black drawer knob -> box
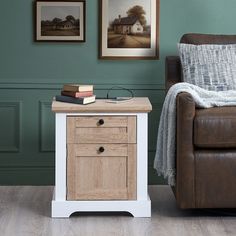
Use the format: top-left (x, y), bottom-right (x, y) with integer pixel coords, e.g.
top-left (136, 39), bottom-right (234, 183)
top-left (99, 147), bottom-right (105, 153)
top-left (98, 119), bottom-right (104, 125)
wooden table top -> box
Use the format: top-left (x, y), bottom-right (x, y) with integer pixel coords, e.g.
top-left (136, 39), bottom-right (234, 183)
top-left (52, 97), bottom-right (152, 113)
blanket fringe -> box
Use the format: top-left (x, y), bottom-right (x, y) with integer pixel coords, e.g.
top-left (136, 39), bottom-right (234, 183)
top-left (155, 168), bottom-right (176, 186)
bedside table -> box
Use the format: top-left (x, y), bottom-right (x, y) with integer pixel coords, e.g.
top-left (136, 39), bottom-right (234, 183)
top-left (51, 97), bottom-right (152, 218)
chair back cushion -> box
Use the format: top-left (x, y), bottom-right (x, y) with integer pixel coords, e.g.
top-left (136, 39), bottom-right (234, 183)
top-left (178, 43), bottom-right (236, 91)
top-left (165, 34), bottom-right (236, 92)
top-left (180, 33), bottom-right (236, 45)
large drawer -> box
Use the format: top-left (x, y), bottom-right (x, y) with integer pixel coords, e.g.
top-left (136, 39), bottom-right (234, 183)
top-left (67, 116), bottom-right (136, 144)
top-left (67, 143), bottom-right (137, 200)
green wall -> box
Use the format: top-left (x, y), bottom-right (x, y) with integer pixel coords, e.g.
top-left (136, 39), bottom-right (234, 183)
top-left (0, 0), bottom-right (235, 185)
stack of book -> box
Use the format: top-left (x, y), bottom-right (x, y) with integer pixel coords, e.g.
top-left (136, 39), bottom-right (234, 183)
top-left (56, 84), bottom-right (96, 105)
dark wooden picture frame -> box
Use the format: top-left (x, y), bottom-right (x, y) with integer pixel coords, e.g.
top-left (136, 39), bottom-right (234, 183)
top-left (99, 0), bottom-right (159, 60)
top-left (35, 0), bottom-right (86, 42)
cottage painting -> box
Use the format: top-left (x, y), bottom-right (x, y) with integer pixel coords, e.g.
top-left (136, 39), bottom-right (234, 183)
top-left (41, 6), bottom-right (80, 36)
top-left (35, 1), bottom-right (85, 42)
top-left (108, 0), bottom-right (151, 48)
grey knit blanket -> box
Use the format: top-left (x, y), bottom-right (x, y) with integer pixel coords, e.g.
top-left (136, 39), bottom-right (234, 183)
top-left (153, 82), bottom-right (236, 186)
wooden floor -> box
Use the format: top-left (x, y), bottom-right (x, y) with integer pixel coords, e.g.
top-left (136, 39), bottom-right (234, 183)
top-left (0, 186), bottom-right (236, 236)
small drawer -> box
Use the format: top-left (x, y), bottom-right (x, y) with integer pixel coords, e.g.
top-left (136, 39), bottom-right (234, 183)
top-left (75, 116), bottom-right (128, 127)
top-left (67, 116), bottom-right (136, 144)
top-left (75, 127), bottom-right (128, 143)
top-left (72, 144), bottom-right (128, 156)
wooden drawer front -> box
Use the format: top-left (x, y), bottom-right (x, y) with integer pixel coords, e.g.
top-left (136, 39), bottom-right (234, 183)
top-left (75, 116), bottom-right (128, 127)
top-left (75, 127), bottom-right (128, 143)
top-left (67, 116), bottom-right (136, 144)
top-left (67, 144), bottom-right (137, 200)
top-left (74, 144), bottom-right (128, 156)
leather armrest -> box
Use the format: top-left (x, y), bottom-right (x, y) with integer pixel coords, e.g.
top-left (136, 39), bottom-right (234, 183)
top-left (165, 56), bottom-right (182, 93)
top-left (176, 92), bottom-right (196, 208)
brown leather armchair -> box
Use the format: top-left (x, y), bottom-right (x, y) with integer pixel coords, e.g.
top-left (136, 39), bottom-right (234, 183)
top-left (167, 33), bottom-right (236, 209)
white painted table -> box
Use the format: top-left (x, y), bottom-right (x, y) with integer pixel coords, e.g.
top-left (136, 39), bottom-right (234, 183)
top-left (51, 97), bottom-right (152, 218)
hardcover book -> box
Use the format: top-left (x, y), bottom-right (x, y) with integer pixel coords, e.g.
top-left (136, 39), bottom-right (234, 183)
top-left (56, 95), bottom-right (96, 105)
top-left (63, 84), bottom-right (93, 92)
top-left (61, 90), bottom-right (93, 98)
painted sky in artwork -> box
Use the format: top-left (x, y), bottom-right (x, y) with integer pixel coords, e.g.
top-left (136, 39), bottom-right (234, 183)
top-left (41, 6), bottom-right (80, 21)
top-left (108, 0), bottom-right (151, 25)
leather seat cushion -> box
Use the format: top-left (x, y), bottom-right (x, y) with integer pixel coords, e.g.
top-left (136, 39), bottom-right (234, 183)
top-left (194, 106), bottom-right (236, 148)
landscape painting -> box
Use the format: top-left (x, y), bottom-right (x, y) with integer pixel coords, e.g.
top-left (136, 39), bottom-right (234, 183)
top-left (41, 6), bottom-right (80, 37)
top-left (108, 0), bottom-right (151, 48)
top-left (35, 1), bottom-right (85, 42)
top-left (100, 0), bottom-right (159, 59)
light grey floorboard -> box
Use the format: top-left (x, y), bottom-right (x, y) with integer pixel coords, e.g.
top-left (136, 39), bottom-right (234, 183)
top-left (0, 186), bottom-right (235, 236)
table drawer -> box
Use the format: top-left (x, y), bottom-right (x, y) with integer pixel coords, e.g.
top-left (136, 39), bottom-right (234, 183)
top-left (67, 144), bottom-right (137, 200)
top-left (74, 116), bottom-right (128, 127)
top-left (67, 116), bottom-right (136, 144)
top-left (72, 144), bottom-right (128, 156)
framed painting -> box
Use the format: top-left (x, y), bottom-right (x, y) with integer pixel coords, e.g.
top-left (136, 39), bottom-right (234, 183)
top-left (35, 0), bottom-right (85, 42)
top-left (99, 0), bottom-right (159, 60)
